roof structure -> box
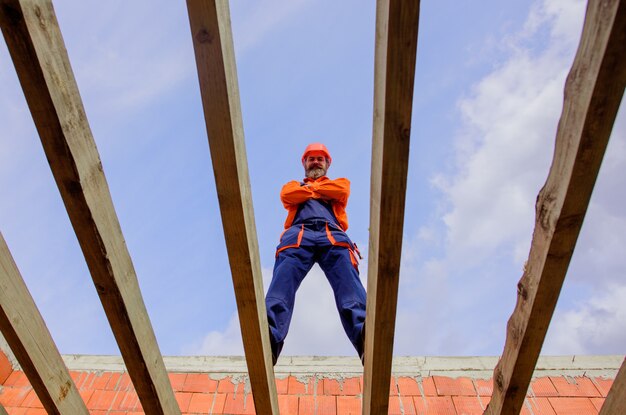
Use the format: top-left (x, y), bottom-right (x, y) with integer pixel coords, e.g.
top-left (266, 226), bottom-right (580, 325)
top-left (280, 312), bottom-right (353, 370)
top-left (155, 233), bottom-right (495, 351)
top-left (0, 0), bottom-right (625, 414)
top-left (0, 350), bottom-right (622, 415)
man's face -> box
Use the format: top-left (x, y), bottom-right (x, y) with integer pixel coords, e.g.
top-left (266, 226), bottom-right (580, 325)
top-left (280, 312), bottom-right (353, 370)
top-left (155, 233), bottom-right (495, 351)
top-left (304, 153), bottom-right (328, 179)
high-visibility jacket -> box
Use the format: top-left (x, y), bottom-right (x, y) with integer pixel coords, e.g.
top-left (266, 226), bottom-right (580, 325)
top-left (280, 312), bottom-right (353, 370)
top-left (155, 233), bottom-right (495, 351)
top-left (280, 176), bottom-right (350, 230)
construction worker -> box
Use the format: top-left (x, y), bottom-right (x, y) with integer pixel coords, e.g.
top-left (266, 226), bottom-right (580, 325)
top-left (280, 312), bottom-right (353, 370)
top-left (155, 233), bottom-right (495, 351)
top-left (265, 143), bottom-right (367, 364)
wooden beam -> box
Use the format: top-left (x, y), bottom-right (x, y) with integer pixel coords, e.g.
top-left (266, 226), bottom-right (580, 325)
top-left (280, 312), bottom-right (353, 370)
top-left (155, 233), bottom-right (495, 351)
top-left (362, 1), bottom-right (420, 414)
top-left (0, 2), bottom-right (180, 413)
top-left (0, 233), bottom-right (89, 415)
top-left (485, 1), bottom-right (626, 414)
top-left (599, 357), bottom-right (626, 415)
top-left (185, 1), bottom-right (278, 413)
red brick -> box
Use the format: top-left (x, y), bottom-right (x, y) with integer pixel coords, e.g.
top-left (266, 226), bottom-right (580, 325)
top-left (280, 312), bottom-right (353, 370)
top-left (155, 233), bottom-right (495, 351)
top-left (169, 373), bottom-right (187, 392)
top-left (288, 376), bottom-right (307, 394)
top-left (0, 350), bottom-right (12, 385)
top-left (91, 372), bottom-right (113, 390)
top-left (77, 372), bottom-right (96, 390)
top-left (389, 396), bottom-right (416, 414)
top-left (275, 377), bottom-right (289, 394)
top-left (112, 390), bottom-right (140, 411)
top-left (420, 377), bottom-right (437, 396)
top-left (24, 409), bottom-right (47, 415)
top-left (323, 377), bottom-right (360, 396)
top-left (521, 397), bottom-right (557, 415)
top-left (105, 373), bottom-right (122, 390)
top-left (278, 394), bottom-right (298, 414)
top-left (433, 376), bottom-right (477, 396)
top-left (530, 377), bottom-right (558, 397)
top-left (174, 392), bottom-right (192, 412)
top-left (299, 395), bottom-right (336, 415)
top-left (548, 397), bottom-right (598, 414)
top-left (79, 389), bottom-right (94, 405)
top-left (336, 396), bottom-right (361, 414)
top-left (4, 372), bottom-right (29, 388)
top-left (21, 390), bottom-right (43, 408)
top-left (474, 378), bottom-right (493, 396)
top-left (87, 389), bottom-right (118, 410)
top-left (117, 373), bottom-right (133, 391)
top-left (452, 396), bottom-right (485, 414)
top-left (396, 377), bottom-right (421, 396)
top-left (589, 397), bottom-right (604, 412)
top-left (413, 396), bottom-right (456, 414)
top-left (211, 393), bottom-right (227, 414)
top-left (550, 376), bottom-right (601, 397)
top-left (188, 392), bottom-right (213, 413)
top-left (217, 376), bottom-right (237, 393)
top-left (223, 392), bottom-right (255, 414)
top-left (592, 377), bottom-right (613, 397)
top-left (0, 387), bottom-right (30, 407)
top-left (3, 408), bottom-right (28, 415)
top-left (182, 373), bottom-right (218, 393)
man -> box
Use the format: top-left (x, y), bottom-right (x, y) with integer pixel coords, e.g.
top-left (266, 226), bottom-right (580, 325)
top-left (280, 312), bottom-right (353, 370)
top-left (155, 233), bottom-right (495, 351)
top-left (265, 143), bottom-right (367, 365)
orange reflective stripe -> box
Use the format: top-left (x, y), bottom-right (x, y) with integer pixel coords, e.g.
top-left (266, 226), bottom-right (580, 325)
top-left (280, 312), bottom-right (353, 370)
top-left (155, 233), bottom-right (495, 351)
top-left (325, 223), bottom-right (359, 270)
top-left (275, 225), bottom-right (305, 257)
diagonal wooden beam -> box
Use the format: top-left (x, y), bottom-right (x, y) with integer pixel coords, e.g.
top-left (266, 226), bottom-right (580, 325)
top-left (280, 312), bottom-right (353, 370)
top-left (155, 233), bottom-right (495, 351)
top-left (599, 357), bottom-right (626, 415)
top-left (0, 1), bottom-right (180, 413)
top-left (362, 1), bottom-right (420, 414)
top-left (0, 233), bottom-right (89, 415)
top-left (485, 1), bottom-right (626, 414)
top-left (0, 404), bottom-right (7, 415)
top-left (185, 1), bottom-right (278, 413)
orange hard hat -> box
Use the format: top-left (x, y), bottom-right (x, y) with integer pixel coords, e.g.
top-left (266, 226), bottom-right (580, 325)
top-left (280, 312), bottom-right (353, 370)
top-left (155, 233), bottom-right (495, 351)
top-left (301, 143), bottom-right (332, 166)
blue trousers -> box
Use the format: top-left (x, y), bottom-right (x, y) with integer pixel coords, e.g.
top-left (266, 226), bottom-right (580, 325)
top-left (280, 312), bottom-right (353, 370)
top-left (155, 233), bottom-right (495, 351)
top-left (265, 222), bottom-right (367, 359)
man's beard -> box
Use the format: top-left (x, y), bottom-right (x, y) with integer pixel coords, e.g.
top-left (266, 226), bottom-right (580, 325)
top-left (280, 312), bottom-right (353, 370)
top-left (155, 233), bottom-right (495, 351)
top-left (306, 166), bottom-right (327, 179)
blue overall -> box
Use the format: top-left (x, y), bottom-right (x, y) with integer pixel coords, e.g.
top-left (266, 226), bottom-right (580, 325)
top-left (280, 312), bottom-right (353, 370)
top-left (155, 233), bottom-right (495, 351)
top-left (265, 197), bottom-right (367, 360)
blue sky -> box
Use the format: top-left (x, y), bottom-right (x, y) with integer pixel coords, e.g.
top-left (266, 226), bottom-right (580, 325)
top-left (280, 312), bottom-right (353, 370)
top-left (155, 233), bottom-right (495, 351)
top-left (1, 0), bottom-right (624, 358)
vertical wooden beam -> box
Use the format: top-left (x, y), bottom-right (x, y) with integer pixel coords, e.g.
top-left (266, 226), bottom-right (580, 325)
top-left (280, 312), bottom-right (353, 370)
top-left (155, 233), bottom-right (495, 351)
top-left (485, 1), bottom-right (626, 414)
top-left (0, 1), bottom-right (180, 413)
top-left (0, 233), bottom-right (89, 415)
top-left (599, 357), bottom-right (626, 415)
top-left (362, 1), bottom-right (420, 414)
top-left (185, 1), bottom-right (278, 413)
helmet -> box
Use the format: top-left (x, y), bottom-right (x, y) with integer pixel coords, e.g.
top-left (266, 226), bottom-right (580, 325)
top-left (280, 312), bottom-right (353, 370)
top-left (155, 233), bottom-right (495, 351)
top-left (301, 143), bottom-right (332, 166)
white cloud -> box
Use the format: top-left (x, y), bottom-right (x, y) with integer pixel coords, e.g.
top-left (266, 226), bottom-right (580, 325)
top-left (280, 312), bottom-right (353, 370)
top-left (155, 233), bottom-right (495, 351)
top-left (396, 0), bottom-right (626, 355)
top-left (280, 265), bottom-right (360, 356)
top-left (183, 313), bottom-right (244, 355)
top-left (185, 264), bottom-right (365, 357)
top-left (544, 284), bottom-right (626, 354)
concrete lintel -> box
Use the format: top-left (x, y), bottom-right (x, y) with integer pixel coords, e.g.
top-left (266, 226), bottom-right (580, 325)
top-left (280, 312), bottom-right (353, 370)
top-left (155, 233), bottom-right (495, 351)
top-left (55, 355), bottom-right (625, 379)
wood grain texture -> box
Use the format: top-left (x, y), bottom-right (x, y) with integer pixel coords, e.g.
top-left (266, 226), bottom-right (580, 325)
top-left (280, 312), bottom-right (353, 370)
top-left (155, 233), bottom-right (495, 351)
top-left (0, 1), bottom-right (180, 413)
top-left (599, 357), bottom-right (626, 415)
top-left (485, 1), bottom-right (626, 414)
top-left (362, 1), bottom-right (420, 414)
top-left (185, 0), bottom-right (278, 413)
top-left (0, 234), bottom-right (89, 415)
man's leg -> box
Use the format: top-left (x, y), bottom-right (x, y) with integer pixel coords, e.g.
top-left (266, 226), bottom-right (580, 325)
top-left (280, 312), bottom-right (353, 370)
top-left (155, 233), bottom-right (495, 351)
top-left (317, 246), bottom-right (367, 359)
top-left (266, 246), bottom-right (315, 362)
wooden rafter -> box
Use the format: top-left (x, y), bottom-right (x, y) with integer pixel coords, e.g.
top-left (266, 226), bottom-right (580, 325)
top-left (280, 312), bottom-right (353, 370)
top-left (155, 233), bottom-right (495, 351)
top-left (485, 1), bottom-right (626, 414)
top-left (599, 357), bottom-right (626, 415)
top-left (185, 0), bottom-right (278, 413)
top-left (362, 1), bottom-right (420, 414)
top-left (0, 404), bottom-right (7, 415)
top-left (0, 1), bottom-right (180, 413)
top-left (0, 234), bottom-right (89, 414)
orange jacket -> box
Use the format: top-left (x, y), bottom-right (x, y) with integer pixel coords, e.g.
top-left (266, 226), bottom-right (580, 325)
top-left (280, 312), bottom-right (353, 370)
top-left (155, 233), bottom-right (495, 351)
top-left (280, 176), bottom-right (350, 230)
